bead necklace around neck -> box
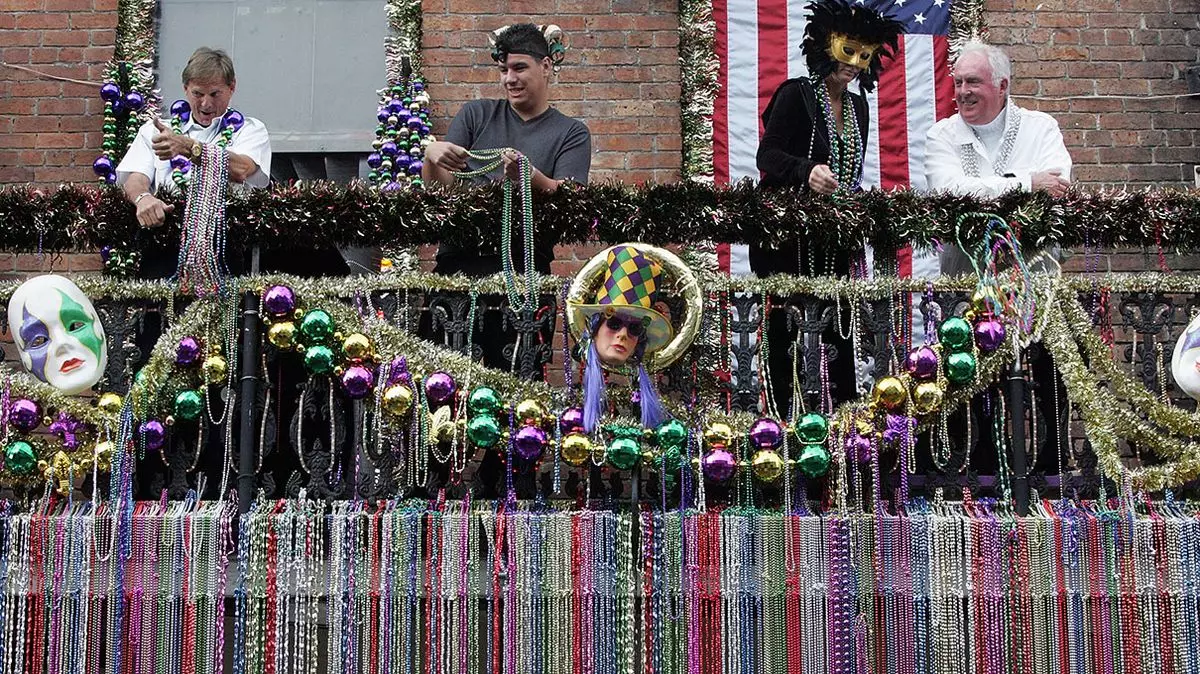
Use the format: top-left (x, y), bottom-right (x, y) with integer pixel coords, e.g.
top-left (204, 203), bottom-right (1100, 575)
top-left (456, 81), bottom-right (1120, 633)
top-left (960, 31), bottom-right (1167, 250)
top-left (168, 100), bottom-right (245, 189)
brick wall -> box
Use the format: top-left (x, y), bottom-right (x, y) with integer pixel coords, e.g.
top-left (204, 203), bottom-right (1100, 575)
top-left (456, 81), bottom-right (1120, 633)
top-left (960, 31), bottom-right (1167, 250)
top-left (1, 0), bottom-right (1196, 190)
top-left (986, 0), bottom-right (1200, 188)
top-left (420, 0), bottom-right (682, 184)
top-left (0, 0), bottom-right (117, 185)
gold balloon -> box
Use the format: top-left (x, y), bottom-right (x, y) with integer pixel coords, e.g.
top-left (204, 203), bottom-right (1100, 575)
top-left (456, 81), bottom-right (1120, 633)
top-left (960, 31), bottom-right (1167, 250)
top-left (515, 399), bottom-right (547, 424)
top-left (751, 449), bottom-right (784, 482)
top-left (382, 385), bottom-right (413, 416)
top-left (342, 333), bottom-right (373, 361)
top-left (872, 376), bottom-right (908, 410)
top-left (94, 440), bottom-right (115, 472)
top-left (703, 422), bottom-right (734, 448)
top-left (566, 243), bottom-right (703, 373)
top-left (913, 381), bottom-right (945, 415)
top-left (268, 321), bottom-right (297, 349)
top-left (561, 433), bottom-right (593, 466)
top-left (202, 355), bottom-right (228, 385)
top-left (97, 392), bottom-right (123, 415)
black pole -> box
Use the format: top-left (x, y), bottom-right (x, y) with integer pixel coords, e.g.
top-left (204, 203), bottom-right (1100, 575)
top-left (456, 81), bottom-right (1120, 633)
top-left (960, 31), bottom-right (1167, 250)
top-left (236, 287), bottom-right (261, 513)
top-left (1007, 351), bottom-right (1029, 516)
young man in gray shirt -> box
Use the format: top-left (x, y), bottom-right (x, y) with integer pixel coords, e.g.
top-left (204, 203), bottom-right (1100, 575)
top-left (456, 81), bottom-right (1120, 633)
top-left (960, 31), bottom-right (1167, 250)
top-left (423, 23), bottom-right (592, 274)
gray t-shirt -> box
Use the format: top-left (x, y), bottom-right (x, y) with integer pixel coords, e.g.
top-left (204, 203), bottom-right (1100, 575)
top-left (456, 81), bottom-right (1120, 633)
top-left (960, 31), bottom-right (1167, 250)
top-left (445, 99), bottom-right (591, 184)
top-left (436, 99), bottom-right (591, 274)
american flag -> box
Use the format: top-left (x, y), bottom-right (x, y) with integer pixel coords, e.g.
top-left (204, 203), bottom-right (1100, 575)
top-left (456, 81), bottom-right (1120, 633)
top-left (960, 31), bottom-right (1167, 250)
top-left (712, 0), bottom-right (957, 191)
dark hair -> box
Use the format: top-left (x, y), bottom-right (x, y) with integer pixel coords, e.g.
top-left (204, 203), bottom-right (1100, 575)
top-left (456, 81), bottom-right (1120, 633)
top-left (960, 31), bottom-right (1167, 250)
top-left (492, 23), bottom-right (552, 62)
top-left (181, 47), bottom-right (236, 87)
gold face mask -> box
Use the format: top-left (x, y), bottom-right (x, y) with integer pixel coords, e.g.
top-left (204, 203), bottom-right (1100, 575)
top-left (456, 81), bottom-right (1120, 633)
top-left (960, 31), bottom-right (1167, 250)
top-left (827, 33), bottom-right (880, 71)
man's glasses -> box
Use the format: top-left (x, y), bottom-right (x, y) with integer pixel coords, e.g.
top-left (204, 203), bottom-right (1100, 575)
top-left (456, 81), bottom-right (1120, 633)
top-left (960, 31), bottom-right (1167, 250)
top-left (604, 314), bottom-right (647, 338)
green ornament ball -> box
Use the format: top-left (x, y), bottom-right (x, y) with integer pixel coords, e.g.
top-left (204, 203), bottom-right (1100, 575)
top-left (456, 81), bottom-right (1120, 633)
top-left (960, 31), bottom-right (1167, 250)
top-left (299, 309), bottom-right (334, 343)
top-left (794, 412), bottom-right (830, 444)
top-left (945, 351), bottom-right (978, 385)
top-left (304, 345), bottom-right (336, 375)
top-left (468, 386), bottom-right (503, 417)
top-left (797, 443), bottom-right (830, 478)
top-left (173, 390), bottom-right (204, 422)
top-left (938, 317), bottom-right (973, 352)
top-left (606, 437), bottom-right (641, 471)
top-left (5, 441), bottom-right (36, 475)
top-left (467, 414), bottom-right (502, 448)
top-left (655, 419), bottom-right (688, 451)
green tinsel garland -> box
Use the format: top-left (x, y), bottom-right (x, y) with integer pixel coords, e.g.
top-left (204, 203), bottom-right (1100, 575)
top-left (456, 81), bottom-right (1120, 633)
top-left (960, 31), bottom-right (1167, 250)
top-left (385, 0), bottom-right (423, 81)
top-left (678, 0), bottom-right (719, 180)
top-left (3, 183), bottom-right (1200, 257)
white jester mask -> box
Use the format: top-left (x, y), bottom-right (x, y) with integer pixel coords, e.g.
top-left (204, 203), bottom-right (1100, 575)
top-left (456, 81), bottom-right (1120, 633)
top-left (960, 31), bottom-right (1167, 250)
top-left (1171, 312), bottom-right (1200, 402)
top-left (8, 275), bottom-right (107, 395)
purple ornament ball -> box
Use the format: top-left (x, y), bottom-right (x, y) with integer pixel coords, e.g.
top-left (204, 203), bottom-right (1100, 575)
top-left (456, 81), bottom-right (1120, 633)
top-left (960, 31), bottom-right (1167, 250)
top-left (100, 246), bottom-right (113, 262)
top-left (169, 155), bottom-right (191, 171)
top-left (367, 152), bottom-right (383, 169)
top-left (407, 160), bottom-right (423, 175)
top-left (559, 407), bottom-right (584, 434)
top-left (110, 97), bottom-right (126, 115)
top-left (906, 346), bottom-right (939, 380)
top-left (748, 417), bottom-right (783, 450)
top-left (262, 285), bottom-right (296, 316)
top-left (8, 399), bottom-right (41, 433)
top-left (92, 156), bottom-right (114, 176)
top-left (974, 319), bottom-right (1007, 353)
top-left (382, 181), bottom-right (402, 191)
top-left (104, 173), bottom-right (117, 185)
top-left (176, 336), bottom-right (203, 366)
top-left (99, 82), bottom-right (122, 102)
top-left (341, 366), bottom-right (375, 399)
top-left (424, 371), bottom-right (456, 404)
top-left (388, 98), bottom-right (406, 114)
top-left (123, 91), bottom-right (146, 111)
top-left (377, 108), bottom-right (390, 123)
top-left (513, 425), bottom-right (547, 462)
top-left (701, 448), bottom-right (737, 482)
top-left (380, 141), bottom-right (398, 157)
top-left (170, 99), bottom-right (191, 118)
top-left (140, 420), bottom-right (166, 451)
top-left (413, 81), bottom-right (425, 92)
top-left (406, 118), bottom-right (423, 131)
top-left (221, 109), bottom-right (244, 132)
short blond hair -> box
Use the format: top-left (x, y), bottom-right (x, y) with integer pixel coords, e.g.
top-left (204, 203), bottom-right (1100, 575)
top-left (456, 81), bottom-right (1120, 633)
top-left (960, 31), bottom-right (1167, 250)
top-left (181, 47), bottom-right (235, 86)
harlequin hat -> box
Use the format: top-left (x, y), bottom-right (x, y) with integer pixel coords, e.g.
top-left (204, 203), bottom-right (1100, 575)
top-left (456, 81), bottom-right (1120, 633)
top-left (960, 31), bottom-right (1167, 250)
top-left (568, 245), bottom-right (674, 355)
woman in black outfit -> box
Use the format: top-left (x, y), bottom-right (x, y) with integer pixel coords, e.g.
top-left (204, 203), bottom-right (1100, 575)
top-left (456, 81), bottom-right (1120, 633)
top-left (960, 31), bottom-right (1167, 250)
top-left (753, 0), bottom-right (902, 412)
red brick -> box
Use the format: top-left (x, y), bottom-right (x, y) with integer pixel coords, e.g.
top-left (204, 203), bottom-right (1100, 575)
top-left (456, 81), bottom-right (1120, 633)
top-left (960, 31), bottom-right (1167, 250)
top-left (1153, 147), bottom-right (1200, 162)
top-left (1069, 98), bottom-right (1123, 113)
top-left (5, 0), bottom-right (44, 8)
top-left (1087, 45), bottom-right (1145, 59)
top-left (1129, 164), bottom-right (1186, 181)
top-left (1040, 78), bottom-right (1095, 96)
top-left (1120, 61), bottom-right (1175, 78)
top-left (1098, 146), bottom-right (1154, 163)
top-left (68, 12), bottom-right (115, 29)
top-left (88, 29), bottom-right (115, 46)
top-left (0, 30), bottom-right (41, 47)
top-left (1036, 13), bottom-right (1088, 27)
top-left (16, 13), bottom-right (69, 29)
top-left (1087, 12), bottom-right (1137, 27)
top-left (9, 81), bottom-right (62, 97)
top-left (40, 30), bottom-right (90, 46)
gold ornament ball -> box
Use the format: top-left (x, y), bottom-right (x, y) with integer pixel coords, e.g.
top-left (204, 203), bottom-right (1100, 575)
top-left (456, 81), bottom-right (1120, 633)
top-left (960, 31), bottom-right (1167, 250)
top-left (872, 376), bottom-right (908, 410)
top-left (381, 385), bottom-right (414, 416)
top-left (561, 433), bottom-right (593, 466)
top-left (913, 381), bottom-right (945, 415)
top-left (342, 333), bottom-right (373, 361)
top-left (971, 286), bottom-right (1003, 315)
top-left (202, 355), bottom-right (228, 385)
top-left (268, 321), bottom-right (297, 349)
top-left (97, 392), bottom-right (123, 415)
top-left (514, 399), bottom-right (547, 424)
top-left (751, 449), bottom-right (785, 482)
top-left (703, 422), bottom-right (734, 448)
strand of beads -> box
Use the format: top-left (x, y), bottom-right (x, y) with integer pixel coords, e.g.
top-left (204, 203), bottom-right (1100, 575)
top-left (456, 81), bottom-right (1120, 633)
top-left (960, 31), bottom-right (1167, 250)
top-left (166, 101), bottom-right (243, 190)
top-left (814, 78), bottom-right (863, 193)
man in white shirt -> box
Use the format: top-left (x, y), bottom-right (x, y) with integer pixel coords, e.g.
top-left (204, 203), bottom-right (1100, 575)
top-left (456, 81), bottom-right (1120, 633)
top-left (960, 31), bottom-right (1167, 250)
top-left (925, 40), bottom-right (1072, 275)
top-left (117, 47), bottom-right (271, 229)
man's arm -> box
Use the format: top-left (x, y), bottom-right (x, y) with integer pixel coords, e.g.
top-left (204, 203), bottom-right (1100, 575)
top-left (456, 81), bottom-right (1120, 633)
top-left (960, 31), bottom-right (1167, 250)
top-left (121, 171), bottom-right (174, 228)
top-left (924, 124), bottom-right (1022, 197)
top-left (225, 117), bottom-right (271, 186)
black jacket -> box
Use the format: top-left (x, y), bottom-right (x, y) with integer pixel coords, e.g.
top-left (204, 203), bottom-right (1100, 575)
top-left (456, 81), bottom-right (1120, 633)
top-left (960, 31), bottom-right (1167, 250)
top-left (755, 77), bottom-right (870, 189)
